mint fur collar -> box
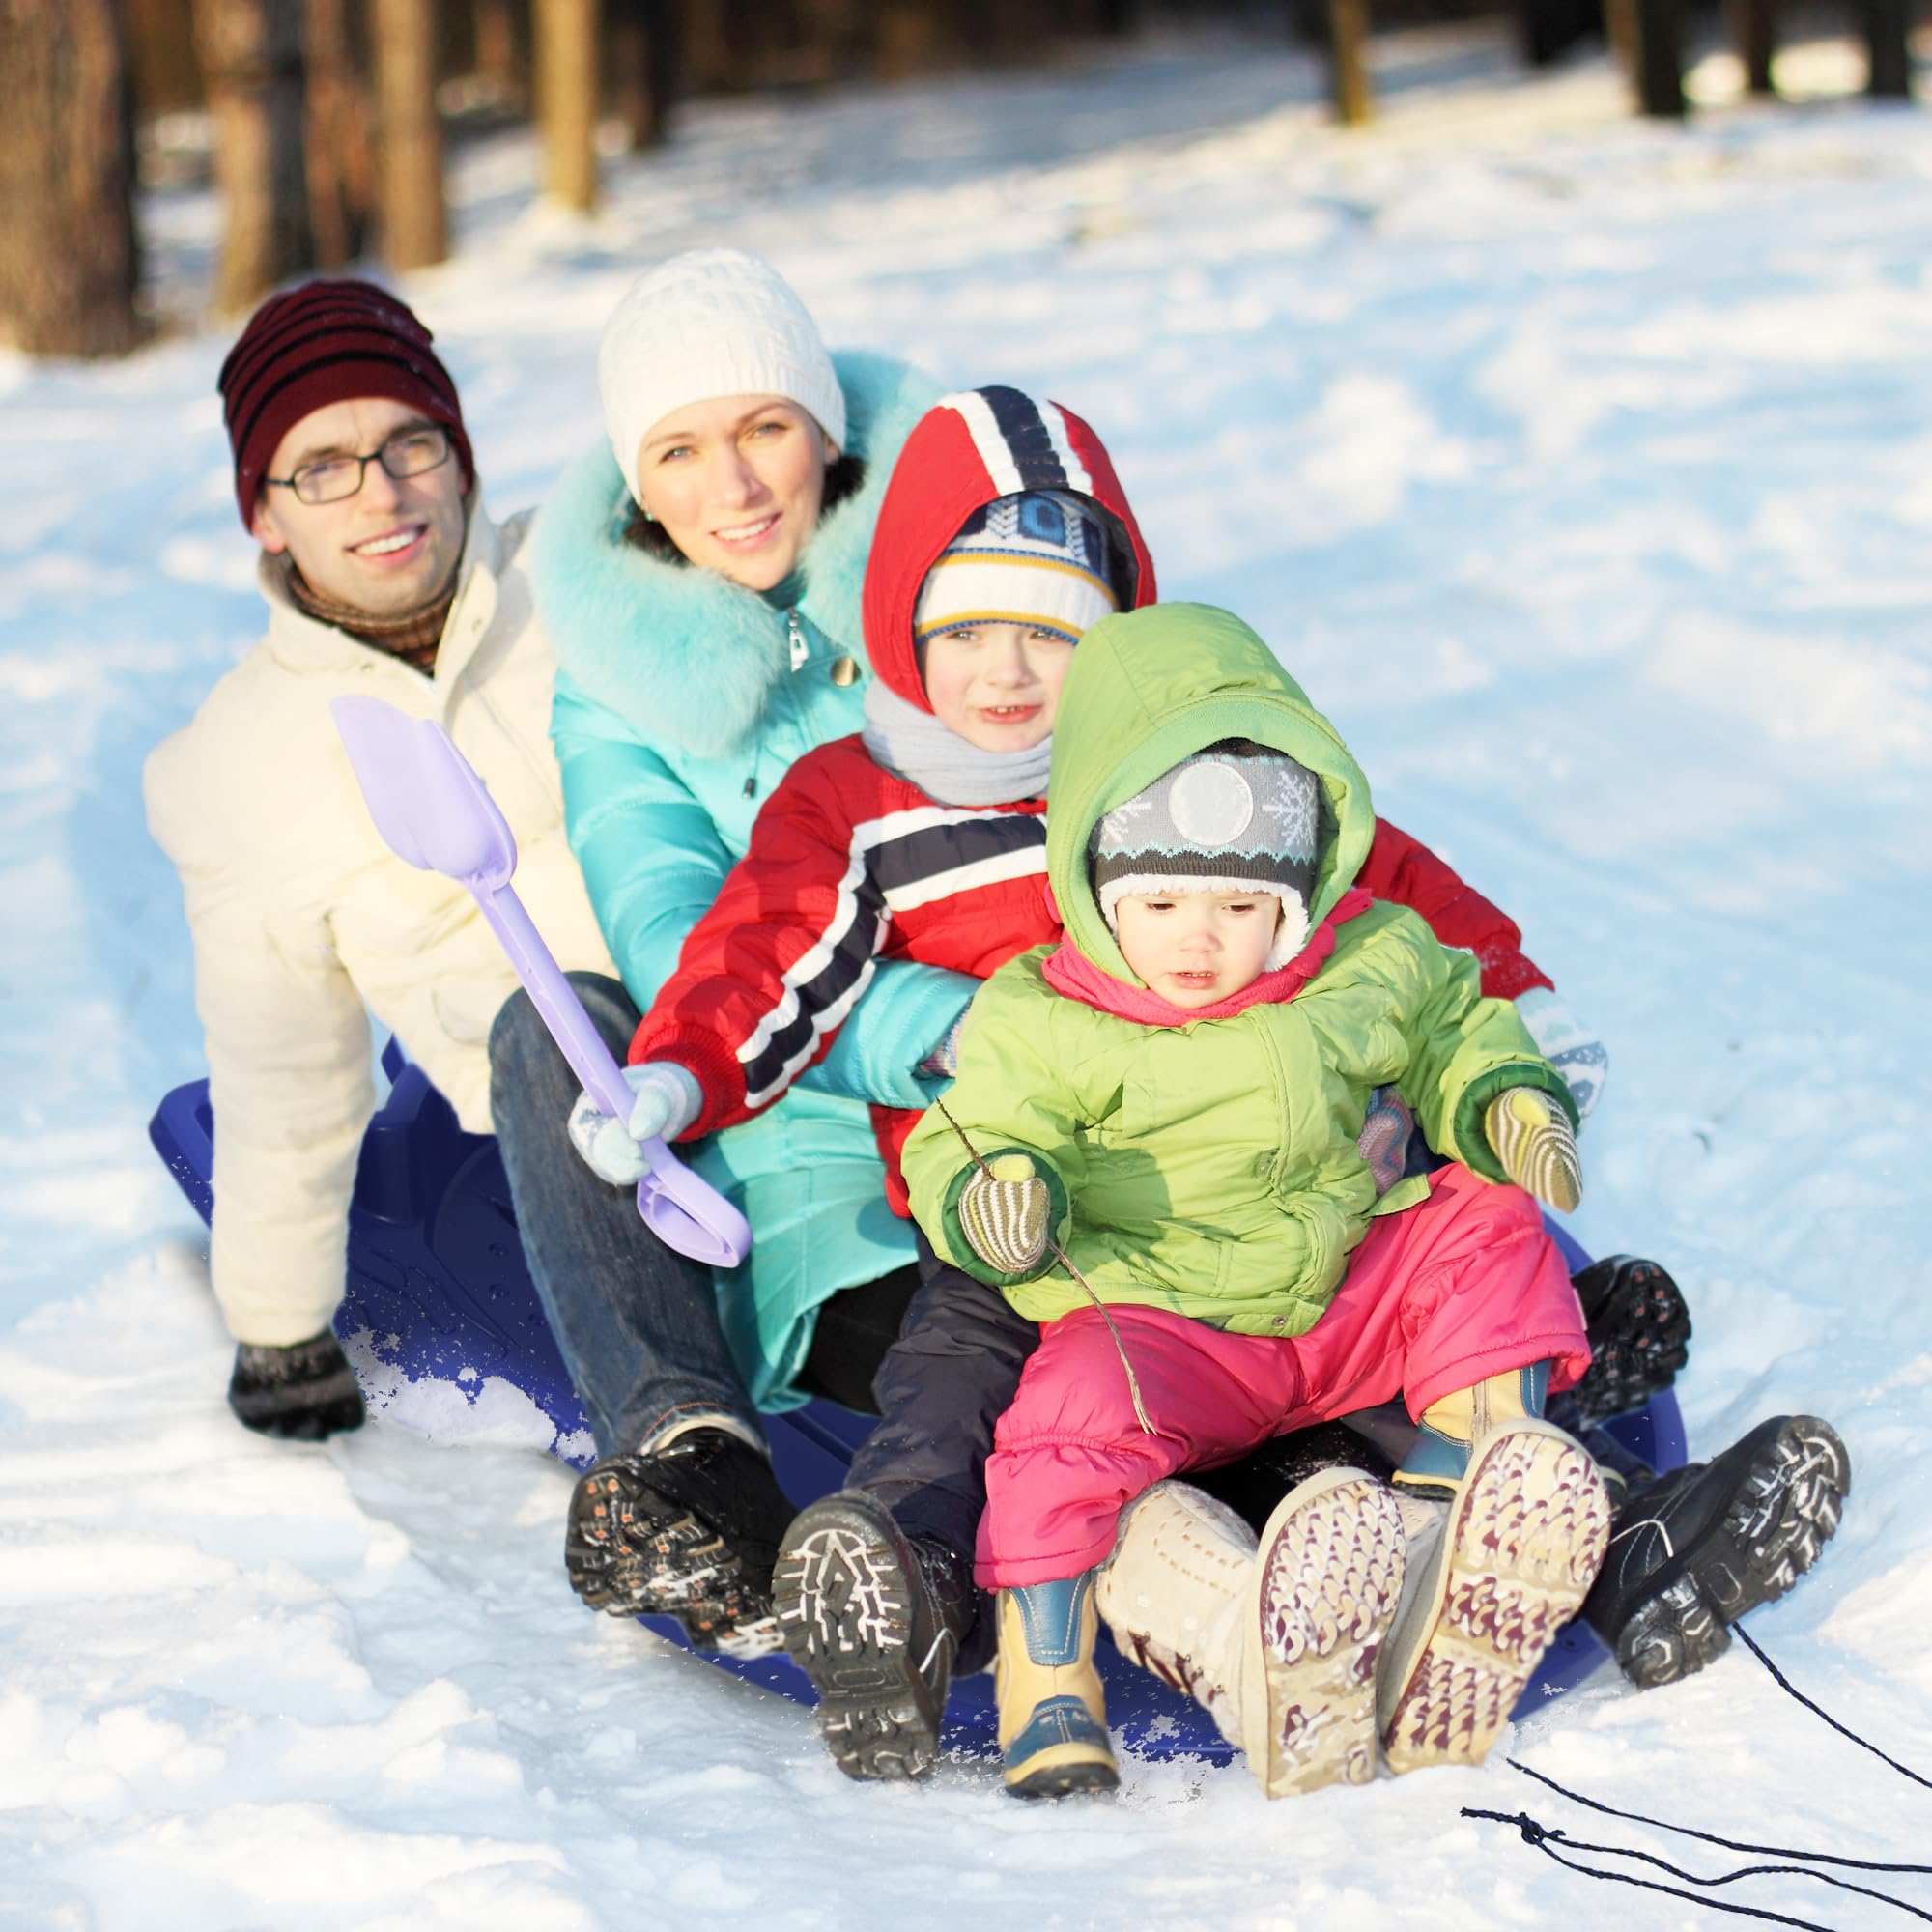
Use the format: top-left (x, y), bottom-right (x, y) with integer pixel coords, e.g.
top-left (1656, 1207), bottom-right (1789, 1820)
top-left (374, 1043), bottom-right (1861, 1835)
top-left (530, 351), bottom-right (940, 760)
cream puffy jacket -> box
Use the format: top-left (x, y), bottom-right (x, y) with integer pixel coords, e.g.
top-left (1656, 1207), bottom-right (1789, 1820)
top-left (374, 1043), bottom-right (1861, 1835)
top-left (145, 500), bottom-right (614, 1347)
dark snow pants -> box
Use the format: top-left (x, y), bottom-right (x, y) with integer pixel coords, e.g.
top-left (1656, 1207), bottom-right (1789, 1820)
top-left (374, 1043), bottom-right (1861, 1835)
top-left (847, 1232), bottom-right (1039, 1563)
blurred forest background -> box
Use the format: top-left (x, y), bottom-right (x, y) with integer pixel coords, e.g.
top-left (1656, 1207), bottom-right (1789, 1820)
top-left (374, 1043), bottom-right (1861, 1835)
top-left (0, 0), bottom-right (1916, 358)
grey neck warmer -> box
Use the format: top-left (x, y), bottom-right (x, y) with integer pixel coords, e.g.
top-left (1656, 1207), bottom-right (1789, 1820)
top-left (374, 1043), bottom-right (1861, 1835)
top-left (861, 680), bottom-right (1053, 808)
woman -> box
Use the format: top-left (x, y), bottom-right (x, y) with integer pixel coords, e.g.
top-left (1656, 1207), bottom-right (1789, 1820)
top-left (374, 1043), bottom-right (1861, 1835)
top-left (491, 250), bottom-right (965, 1655)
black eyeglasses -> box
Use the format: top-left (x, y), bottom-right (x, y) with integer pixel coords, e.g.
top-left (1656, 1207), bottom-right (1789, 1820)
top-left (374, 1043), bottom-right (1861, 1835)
top-left (265, 425), bottom-right (453, 506)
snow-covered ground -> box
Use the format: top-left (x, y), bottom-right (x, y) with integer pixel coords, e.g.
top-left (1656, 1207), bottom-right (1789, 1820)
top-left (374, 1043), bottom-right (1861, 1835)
top-left (5, 23), bottom-right (1931, 1930)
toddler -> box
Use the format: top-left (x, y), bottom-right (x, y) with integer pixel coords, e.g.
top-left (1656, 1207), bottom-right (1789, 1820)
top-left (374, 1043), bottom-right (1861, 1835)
top-left (900, 601), bottom-right (1612, 1799)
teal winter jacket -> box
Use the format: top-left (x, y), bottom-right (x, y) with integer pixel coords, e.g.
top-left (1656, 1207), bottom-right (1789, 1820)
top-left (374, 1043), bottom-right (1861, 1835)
top-left (530, 352), bottom-right (964, 1407)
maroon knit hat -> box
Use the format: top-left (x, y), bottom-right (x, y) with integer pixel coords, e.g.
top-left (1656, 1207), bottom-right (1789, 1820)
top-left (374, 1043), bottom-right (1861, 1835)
top-left (218, 277), bottom-right (473, 529)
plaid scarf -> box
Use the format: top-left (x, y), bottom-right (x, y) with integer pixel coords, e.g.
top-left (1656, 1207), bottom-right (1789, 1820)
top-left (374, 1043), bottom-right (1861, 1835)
top-left (280, 555), bottom-right (457, 676)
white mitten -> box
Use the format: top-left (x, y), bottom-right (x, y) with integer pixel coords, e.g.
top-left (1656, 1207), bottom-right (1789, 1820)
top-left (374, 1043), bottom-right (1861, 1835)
top-left (957, 1153), bottom-right (1052, 1275)
top-left (1484, 1086), bottom-right (1583, 1212)
top-left (1514, 987), bottom-right (1609, 1126)
top-left (567, 1062), bottom-right (703, 1186)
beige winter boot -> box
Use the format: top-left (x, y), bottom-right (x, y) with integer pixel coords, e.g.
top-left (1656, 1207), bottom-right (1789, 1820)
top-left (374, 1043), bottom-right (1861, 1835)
top-left (1391, 1362), bottom-right (1552, 1502)
top-left (1379, 1419), bottom-right (1612, 1776)
top-left (1097, 1471), bottom-right (1406, 1798)
top-left (994, 1575), bottom-right (1119, 1801)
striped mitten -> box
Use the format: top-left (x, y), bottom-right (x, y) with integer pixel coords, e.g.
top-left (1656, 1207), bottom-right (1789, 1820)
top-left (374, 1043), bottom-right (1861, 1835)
top-left (1485, 1087), bottom-right (1583, 1212)
top-left (957, 1154), bottom-right (1051, 1275)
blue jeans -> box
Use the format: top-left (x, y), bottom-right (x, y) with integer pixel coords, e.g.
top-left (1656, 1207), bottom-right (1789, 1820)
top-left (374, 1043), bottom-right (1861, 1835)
top-left (488, 971), bottom-right (762, 1460)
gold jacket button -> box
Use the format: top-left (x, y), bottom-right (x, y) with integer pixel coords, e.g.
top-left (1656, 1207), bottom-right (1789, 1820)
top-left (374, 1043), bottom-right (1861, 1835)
top-left (830, 655), bottom-right (860, 687)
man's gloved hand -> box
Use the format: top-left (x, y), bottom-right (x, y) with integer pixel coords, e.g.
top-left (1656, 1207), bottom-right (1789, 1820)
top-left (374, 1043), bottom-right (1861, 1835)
top-left (1485, 1085), bottom-right (1583, 1212)
top-left (957, 1153), bottom-right (1052, 1275)
top-left (567, 1062), bottom-right (704, 1186)
top-left (228, 1330), bottom-right (366, 1440)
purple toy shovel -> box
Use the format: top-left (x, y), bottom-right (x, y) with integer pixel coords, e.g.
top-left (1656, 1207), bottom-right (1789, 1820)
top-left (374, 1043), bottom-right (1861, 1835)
top-left (330, 695), bottom-right (752, 1267)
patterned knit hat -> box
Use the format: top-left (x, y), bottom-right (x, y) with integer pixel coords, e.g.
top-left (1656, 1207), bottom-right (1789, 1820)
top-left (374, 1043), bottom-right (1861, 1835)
top-left (218, 277), bottom-right (471, 530)
top-left (1093, 740), bottom-right (1323, 969)
top-left (914, 491), bottom-right (1119, 649)
top-left (597, 248), bottom-right (846, 507)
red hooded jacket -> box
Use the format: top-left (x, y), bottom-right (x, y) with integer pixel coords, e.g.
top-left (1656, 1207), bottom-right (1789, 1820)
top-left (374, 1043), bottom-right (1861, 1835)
top-left (630, 387), bottom-right (1549, 1212)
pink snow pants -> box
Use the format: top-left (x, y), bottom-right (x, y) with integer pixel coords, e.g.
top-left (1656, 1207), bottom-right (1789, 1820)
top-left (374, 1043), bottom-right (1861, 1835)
top-left (976, 1165), bottom-right (1592, 1589)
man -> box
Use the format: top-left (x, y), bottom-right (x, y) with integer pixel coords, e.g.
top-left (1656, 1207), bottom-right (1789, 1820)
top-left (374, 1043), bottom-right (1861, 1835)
top-left (146, 278), bottom-right (613, 1439)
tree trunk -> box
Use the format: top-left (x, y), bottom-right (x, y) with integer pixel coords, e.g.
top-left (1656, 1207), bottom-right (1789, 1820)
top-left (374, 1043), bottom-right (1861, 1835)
top-left (1863, 0), bottom-right (1912, 98)
top-left (1723, 0), bottom-right (1776, 95)
top-left (304, 0), bottom-right (374, 268)
top-left (1328, 0), bottom-right (1372, 125)
top-left (1634, 0), bottom-right (1687, 116)
top-left (537, 0), bottom-right (600, 209)
top-left (607, 0), bottom-right (677, 149)
top-left (125, 0), bottom-right (209, 113)
top-left (1601, 0), bottom-right (1639, 85)
top-left (0, 0), bottom-right (144, 355)
top-left (196, 0), bottom-right (315, 315)
top-left (684, 0), bottom-right (731, 90)
top-left (474, 0), bottom-right (529, 105)
top-left (371, 0), bottom-right (445, 270)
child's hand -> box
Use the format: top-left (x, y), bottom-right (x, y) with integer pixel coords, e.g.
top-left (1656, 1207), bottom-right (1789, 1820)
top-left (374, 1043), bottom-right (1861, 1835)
top-left (567, 1062), bottom-right (703, 1185)
top-left (1514, 987), bottom-right (1609, 1125)
top-left (958, 1153), bottom-right (1052, 1274)
top-left (1484, 1086), bottom-right (1583, 1212)
top-left (1356, 1085), bottom-right (1416, 1194)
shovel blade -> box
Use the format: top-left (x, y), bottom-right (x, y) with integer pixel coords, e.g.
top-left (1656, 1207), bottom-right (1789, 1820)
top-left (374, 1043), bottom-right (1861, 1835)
top-left (332, 696), bottom-right (519, 890)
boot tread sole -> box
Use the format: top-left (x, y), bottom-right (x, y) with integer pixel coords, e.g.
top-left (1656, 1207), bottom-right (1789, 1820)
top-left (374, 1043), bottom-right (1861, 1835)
top-left (1570, 1257), bottom-right (1693, 1428)
top-left (1255, 1472), bottom-right (1406, 1797)
top-left (1381, 1426), bottom-right (1611, 1775)
top-left (565, 1461), bottom-right (781, 1655)
top-left (1609, 1416), bottom-right (1849, 1688)
top-left (772, 1500), bottom-right (946, 1783)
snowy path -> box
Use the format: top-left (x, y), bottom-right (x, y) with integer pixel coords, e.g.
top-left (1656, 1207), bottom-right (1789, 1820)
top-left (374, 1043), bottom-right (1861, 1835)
top-left (4, 27), bottom-right (1930, 1930)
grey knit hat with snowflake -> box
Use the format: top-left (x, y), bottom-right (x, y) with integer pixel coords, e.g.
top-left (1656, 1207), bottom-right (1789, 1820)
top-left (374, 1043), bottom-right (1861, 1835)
top-left (1093, 739), bottom-right (1322, 968)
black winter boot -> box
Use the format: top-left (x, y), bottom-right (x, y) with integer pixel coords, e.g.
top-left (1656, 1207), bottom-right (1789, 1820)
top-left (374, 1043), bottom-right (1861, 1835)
top-left (1582, 1413), bottom-right (1849, 1688)
top-left (564, 1428), bottom-right (794, 1657)
top-left (1194, 1419), bottom-right (1397, 1535)
top-left (228, 1331), bottom-right (365, 1440)
top-left (773, 1490), bottom-right (976, 1781)
top-left (1566, 1254), bottom-right (1693, 1429)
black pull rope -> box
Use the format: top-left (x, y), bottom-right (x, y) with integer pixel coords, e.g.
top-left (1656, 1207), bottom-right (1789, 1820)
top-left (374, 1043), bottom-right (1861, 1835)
top-left (1458, 1809), bottom-right (1920, 1929)
top-left (1464, 1630), bottom-right (1930, 1929)
top-left (1505, 1759), bottom-right (1932, 1876)
top-left (1734, 1624), bottom-right (1932, 1794)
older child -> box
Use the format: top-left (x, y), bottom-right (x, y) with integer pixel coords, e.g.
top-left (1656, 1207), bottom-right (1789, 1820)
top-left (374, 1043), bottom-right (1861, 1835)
top-left (900, 602), bottom-right (1613, 1799)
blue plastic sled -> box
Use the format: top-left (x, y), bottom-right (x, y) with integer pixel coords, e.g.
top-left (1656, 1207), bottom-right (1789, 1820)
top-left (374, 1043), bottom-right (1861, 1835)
top-left (150, 1050), bottom-right (1684, 1766)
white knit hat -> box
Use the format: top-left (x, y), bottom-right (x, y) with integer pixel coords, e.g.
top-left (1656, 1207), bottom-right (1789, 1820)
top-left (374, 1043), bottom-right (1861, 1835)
top-left (596, 249), bottom-right (847, 507)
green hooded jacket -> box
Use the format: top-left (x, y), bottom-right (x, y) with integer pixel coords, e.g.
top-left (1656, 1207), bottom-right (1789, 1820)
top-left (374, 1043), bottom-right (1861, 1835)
top-left (899, 604), bottom-right (1577, 1335)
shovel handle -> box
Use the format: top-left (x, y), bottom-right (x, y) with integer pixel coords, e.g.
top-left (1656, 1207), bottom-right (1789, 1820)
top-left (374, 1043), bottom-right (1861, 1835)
top-left (473, 887), bottom-right (752, 1267)
top-left (475, 890), bottom-right (636, 1121)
